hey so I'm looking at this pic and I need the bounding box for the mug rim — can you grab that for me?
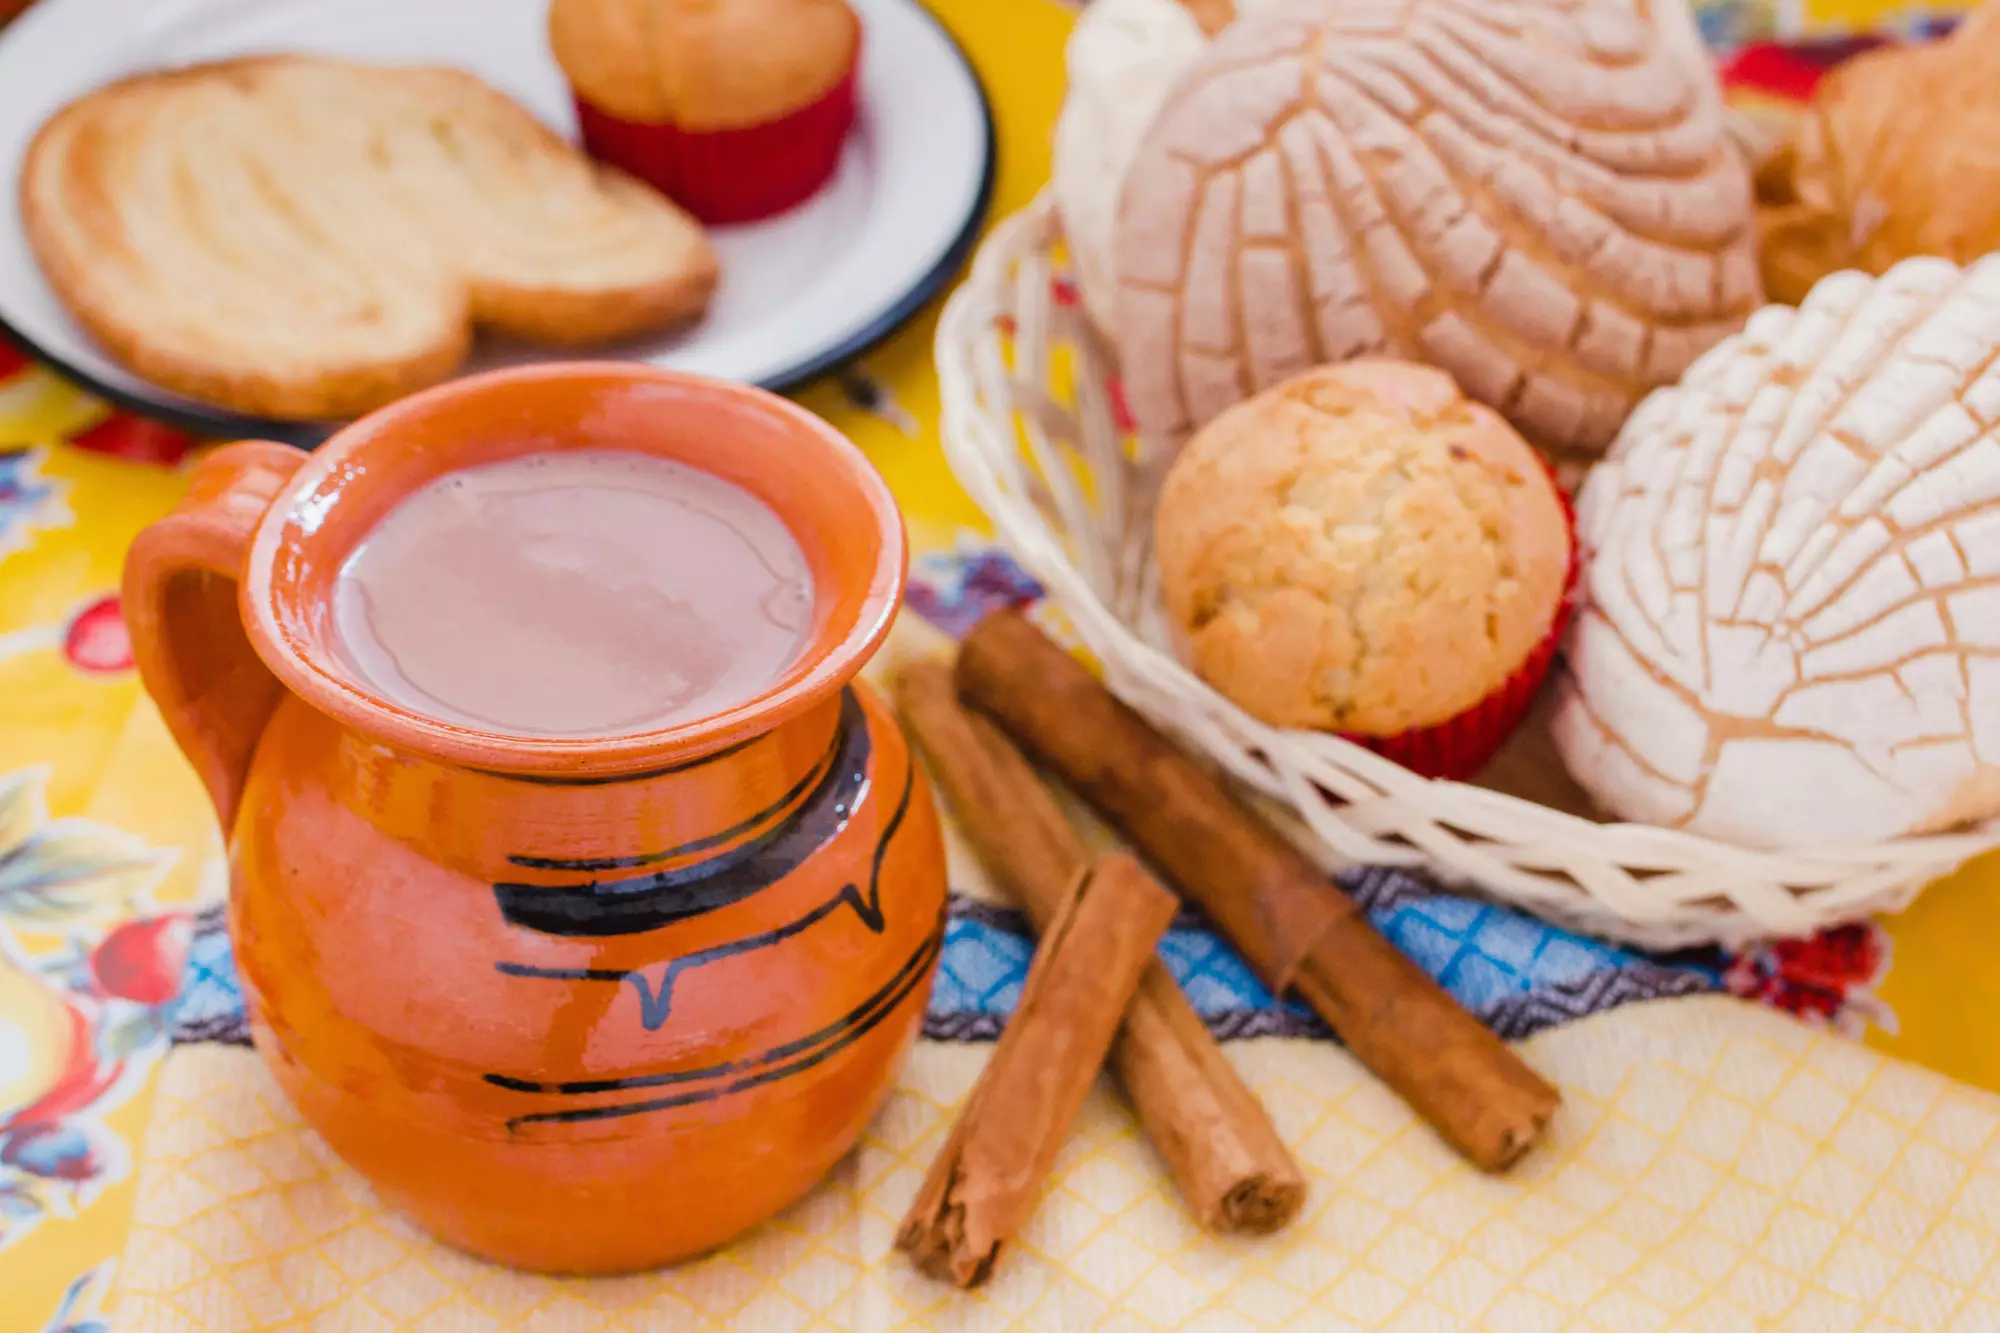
[237,362,907,777]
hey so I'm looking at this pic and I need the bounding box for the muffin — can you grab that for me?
[1155,360,1574,780]
[550,0,860,224]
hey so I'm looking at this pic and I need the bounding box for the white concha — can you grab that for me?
[1556,256,2000,850]
[1111,0,1760,464]
[1051,0,1279,337]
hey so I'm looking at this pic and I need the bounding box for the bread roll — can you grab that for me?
[21,57,718,420]
[1113,0,1760,463]
[1556,257,2000,849]
[1758,6,2000,305]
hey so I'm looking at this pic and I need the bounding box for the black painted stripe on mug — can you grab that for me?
[493,763,917,1031]
[491,692,873,937]
[504,920,942,1132]
[487,904,945,1098]
[470,734,761,786]
[506,705,849,873]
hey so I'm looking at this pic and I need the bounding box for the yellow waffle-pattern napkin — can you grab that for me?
[110,996,2000,1332]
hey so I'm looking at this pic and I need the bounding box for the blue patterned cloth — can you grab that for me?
[172,905,245,1045]
[0,446,58,561]
[172,867,1717,1049]
[921,866,1715,1043]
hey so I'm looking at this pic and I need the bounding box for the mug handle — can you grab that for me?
[123,440,308,829]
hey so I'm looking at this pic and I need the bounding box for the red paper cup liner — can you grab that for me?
[572,58,859,226]
[1344,472,1580,782]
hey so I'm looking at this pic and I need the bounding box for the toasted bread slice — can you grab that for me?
[21,56,719,420]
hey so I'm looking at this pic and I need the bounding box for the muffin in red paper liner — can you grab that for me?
[1153,361,1576,783]
[1349,495,1577,782]
[550,0,860,225]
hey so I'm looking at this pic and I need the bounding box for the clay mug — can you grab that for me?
[123,364,947,1274]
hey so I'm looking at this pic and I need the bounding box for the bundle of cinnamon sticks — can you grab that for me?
[891,612,1560,1289]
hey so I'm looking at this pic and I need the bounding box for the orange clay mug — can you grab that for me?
[123,364,947,1274]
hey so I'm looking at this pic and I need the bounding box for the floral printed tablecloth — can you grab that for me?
[3,1,2000,1329]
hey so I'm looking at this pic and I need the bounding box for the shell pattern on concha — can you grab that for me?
[1113,0,1761,462]
[1052,0,1288,337]
[1555,257,2000,850]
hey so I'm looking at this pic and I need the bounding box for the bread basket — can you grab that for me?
[933,195,2000,950]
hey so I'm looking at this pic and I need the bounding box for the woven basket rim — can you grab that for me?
[931,193,2000,949]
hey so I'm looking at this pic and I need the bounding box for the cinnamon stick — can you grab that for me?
[897,853,1177,1287]
[956,611,1560,1172]
[896,661,1305,1233]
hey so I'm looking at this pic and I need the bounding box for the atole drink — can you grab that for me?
[332,450,814,737]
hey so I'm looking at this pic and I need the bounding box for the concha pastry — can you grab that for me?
[1052,0,1277,336]
[1555,256,2000,850]
[1113,0,1761,462]
[1757,8,2000,306]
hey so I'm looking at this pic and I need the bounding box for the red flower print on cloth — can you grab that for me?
[66,415,195,468]
[0,594,132,676]
[60,596,131,675]
[87,916,192,1007]
[1718,39,1881,99]
[0,768,185,1247]
[1724,923,1896,1039]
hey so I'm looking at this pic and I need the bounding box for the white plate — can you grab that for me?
[0,0,994,443]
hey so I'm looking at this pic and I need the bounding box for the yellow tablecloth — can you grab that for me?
[3,0,2000,1329]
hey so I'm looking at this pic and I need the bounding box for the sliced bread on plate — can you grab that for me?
[20,55,719,420]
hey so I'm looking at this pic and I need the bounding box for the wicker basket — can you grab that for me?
[932,195,2000,950]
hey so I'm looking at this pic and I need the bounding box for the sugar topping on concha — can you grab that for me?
[1554,256,2000,850]
[1052,0,1281,337]
[1113,0,1761,464]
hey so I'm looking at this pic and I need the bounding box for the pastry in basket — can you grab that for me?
[20,56,718,421]
[1758,6,2000,305]
[1052,0,1280,337]
[1555,256,2000,850]
[551,0,860,224]
[1153,359,1574,781]
[1112,0,1761,462]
